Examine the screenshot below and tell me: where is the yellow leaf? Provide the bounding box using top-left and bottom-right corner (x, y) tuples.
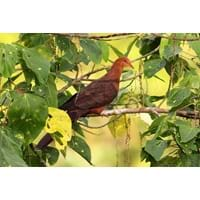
(108, 115), (128, 138)
(45, 107), (72, 150)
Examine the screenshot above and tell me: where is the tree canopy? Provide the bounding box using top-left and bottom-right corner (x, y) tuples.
(0, 33), (200, 166)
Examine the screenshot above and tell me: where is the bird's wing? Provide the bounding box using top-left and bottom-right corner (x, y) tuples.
(74, 79), (118, 110)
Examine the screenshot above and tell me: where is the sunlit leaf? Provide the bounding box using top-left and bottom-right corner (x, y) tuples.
(108, 115), (128, 138)
(45, 107), (72, 150)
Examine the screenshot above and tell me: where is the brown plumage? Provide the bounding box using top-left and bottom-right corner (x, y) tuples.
(37, 57), (133, 149)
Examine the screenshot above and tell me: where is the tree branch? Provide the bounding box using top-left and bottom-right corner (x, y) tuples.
(88, 107), (200, 119)
(152, 33), (200, 41)
(53, 33), (138, 40)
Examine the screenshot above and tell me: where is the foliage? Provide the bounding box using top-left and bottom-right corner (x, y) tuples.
(0, 33), (200, 166)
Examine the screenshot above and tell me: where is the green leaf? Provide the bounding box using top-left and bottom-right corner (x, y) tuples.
(80, 39), (102, 64)
(98, 41), (109, 61)
(42, 146), (59, 165)
(125, 37), (138, 56)
(8, 93), (48, 144)
(59, 57), (76, 71)
(72, 122), (85, 137)
(22, 48), (50, 84)
(33, 75), (58, 107)
(2, 72), (23, 89)
(68, 136), (92, 165)
(122, 70), (134, 80)
(145, 139), (168, 161)
(188, 41), (200, 58)
(0, 127), (27, 166)
(109, 45), (123, 57)
(167, 87), (191, 108)
(0, 43), (19, 77)
(55, 36), (77, 54)
(144, 59), (166, 78)
(162, 45), (182, 60)
(176, 120), (200, 143)
(76, 51), (90, 65)
(180, 153), (200, 167)
(20, 34), (50, 48)
(136, 36), (160, 55)
(159, 38), (169, 58)
(23, 145), (46, 166)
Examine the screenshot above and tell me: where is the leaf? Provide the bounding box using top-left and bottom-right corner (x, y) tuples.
(167, 87), (191, 108)
(136, 36), (160, 55)
(165, 58), (188, 84)
(76, 51), (90, 65)
(2, 72), (22, 89)
(180, 153), (200, 167)
(162, 45), (182, 60)
(145, 139), (168, 161)
(108, 115), (128, 138)
(57, 91), (72, 107)
(33, 75), (58, 107)
(59, 57), (76, 71)
(68, 136), (92, 165)
(98, 41), (109, 62)
(8, 93), (48, 144)
(125, 37), (138, 56)
(188, 41), (200, 58)
(20, 33), (50, 47)
(98, 41), (109, 61)
(144, 59), (166, 78)
(72, 122), (85, 137)
(80, 39), (102, 64)
(45, 107), (72, 150)
(159, 38), (169, 58)
(22, 48), (50, 84)
(23, 145), (46, 166)
(0, 43), (19, 77)
(122, 70), (134, 80)
(109, 44), (123, 57)
(176, 120), (200, 143)
(0, 127), (27, 166)
(55, 36), (77, 54)
(42, 146), (59, 165)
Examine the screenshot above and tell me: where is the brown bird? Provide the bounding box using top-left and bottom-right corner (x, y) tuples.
(37, 57), (133, 149)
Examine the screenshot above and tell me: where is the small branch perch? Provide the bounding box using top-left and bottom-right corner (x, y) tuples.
(88, 107), (200, 119)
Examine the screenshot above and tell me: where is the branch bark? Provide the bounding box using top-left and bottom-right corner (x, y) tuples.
(89, 107), (200, 119)
(53, 33), (138, 40)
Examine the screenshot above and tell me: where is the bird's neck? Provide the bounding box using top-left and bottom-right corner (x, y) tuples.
(106, 64), (124, 80)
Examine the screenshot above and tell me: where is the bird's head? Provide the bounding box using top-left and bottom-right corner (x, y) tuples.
(114, 57), (133, 69)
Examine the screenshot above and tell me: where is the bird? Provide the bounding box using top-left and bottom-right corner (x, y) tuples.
(36, 57), (133, 149)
